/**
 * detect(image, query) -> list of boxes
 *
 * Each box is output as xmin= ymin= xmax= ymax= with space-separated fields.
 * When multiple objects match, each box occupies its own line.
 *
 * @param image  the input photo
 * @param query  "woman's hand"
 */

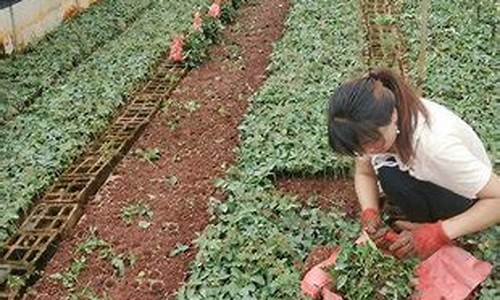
xmin=389 ymin=220 xmax=451 ymax=259
xmin=360 ymin=208 xmax=381 ymax=232
xmin=360 ymin=208 xmax=392 ymax=249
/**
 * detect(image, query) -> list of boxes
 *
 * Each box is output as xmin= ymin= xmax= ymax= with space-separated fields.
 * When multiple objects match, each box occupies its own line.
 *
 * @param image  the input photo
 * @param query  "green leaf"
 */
xmin=111 ymin=256 xmax=126 ymax=277
xmin=169 ymin=243 xmax=190 ymax=257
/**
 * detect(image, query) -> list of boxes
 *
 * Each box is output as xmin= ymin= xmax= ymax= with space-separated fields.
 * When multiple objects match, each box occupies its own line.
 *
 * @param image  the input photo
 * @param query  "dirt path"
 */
xmin=26 ymin=1 xmax=290 ymax=299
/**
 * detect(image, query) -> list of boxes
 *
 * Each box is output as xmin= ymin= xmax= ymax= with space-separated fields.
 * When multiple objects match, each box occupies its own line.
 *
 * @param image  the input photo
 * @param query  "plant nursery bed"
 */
xmin=24 ymin=0 xmax=290 ymax=299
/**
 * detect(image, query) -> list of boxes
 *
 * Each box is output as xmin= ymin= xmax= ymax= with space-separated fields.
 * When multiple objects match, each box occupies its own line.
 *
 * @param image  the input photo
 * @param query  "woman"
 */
xmin=327 ymin=68 xmax=500 ymax=259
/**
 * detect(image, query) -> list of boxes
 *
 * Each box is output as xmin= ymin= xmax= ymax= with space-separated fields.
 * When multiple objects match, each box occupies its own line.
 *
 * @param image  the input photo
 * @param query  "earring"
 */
xmin=396 ymin=127 xmax=400 ymax=135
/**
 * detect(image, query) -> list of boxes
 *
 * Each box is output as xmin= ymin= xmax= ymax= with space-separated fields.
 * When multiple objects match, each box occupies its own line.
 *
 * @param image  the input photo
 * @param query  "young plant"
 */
xmin=169 ymin=243 xmax=190 ymax=257
xmin=52 ymin=230 xmax=138 ymax=293
xmin=134 ymin=148 xmax=161 ymax=164
xmin=77 ymin=230 xmax=111 ymax=256
xmin=184 ymin=30 xmax=211 ymax=67
xmin=184 ymin=100 xmax=201 ymax=113
xmin=50 ymin=257 xmax=87 ymax=289
xmin=329 ymin=242 xmax=417 ymax=300
xmin=120 ymin=202 xmax=154 ymax=225
xmin=6 ymin=274 xmax=26 ymax=292
xmin=220 ymin=3 xmax=238 ymax=24
xmin=374 ymin=14 xmax=396 ymax=26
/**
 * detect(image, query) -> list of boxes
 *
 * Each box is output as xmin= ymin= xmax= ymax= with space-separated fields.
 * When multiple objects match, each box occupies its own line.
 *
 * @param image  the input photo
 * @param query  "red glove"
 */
xmin=413 ymin=221 xmax=450 ymax=258
xmin=389 ymin=221 xmax=451 ymax=259
xmin=360 ymin=208 xmax=381 ymax=233
xmin=360 ymin=208 xmax=392 ymax=249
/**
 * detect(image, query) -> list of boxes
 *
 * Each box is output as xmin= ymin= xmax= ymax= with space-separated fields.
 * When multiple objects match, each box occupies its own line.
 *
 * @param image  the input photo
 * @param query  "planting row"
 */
xmin=0 ymin=0 xmax=154 ymax=125
xmin=178 ymin=0 xmax=499 ymax=299
xmin=0 ymin=1 xmax=247 ymax=296
xmin=401 ymin=0 xmax=498 ymax=164
xmin=235 ymin=0 xmax=364 ymax=179
xmin=0 ymin=0 xmax=234 ymax=242
xmin=400 ymin=3 xmax=499 ymax=294
xmin=177 ymin=1 xmax=410 ymax=299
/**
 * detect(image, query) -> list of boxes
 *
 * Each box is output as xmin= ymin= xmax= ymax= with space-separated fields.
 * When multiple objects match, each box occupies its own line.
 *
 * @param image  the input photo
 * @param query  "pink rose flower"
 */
xmin=169 ymin=35 xmax=185 ymax=62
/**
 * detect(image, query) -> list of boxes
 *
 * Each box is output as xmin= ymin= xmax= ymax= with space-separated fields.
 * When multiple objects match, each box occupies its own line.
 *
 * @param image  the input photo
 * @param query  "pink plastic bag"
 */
xmin=301 ymin=248 xmax=344 ymax=300
xmin=414 ymin=245 xmax=492 ymax=300
xmin=302 ymin=238 xmax=492 ymax=300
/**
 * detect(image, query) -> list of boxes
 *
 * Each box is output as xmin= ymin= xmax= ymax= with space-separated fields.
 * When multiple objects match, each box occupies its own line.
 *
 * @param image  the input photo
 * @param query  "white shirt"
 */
xmin=370 ymin=99 xmax=492 ymax=199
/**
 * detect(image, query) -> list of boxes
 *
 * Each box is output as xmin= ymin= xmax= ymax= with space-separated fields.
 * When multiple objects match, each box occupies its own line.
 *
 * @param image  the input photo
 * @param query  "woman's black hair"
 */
xmin=327 ymin=67 xmax=428 ymax=164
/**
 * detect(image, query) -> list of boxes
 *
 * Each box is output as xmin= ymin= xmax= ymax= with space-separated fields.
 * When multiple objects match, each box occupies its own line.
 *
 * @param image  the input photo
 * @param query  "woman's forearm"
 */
xmin=443 ymin=197 xmax=500 ymax=239
xmin=443 ymin=174 xmax=500 ymax=239
xmin=354 ymin=172 xmax=380 ymax=211
xmin=354 ymin=158 xmax=381 ymax=211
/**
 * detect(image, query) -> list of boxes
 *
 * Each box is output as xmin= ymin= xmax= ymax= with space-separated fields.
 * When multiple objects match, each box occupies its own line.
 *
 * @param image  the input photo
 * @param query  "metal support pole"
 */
xmin=8 ymin=5 xmax=17 ymax=50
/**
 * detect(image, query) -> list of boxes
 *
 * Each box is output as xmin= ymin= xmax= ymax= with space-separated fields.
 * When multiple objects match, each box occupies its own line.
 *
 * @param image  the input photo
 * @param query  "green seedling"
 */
xmin=6 ymin=274 xmax=26 ymax=292
xmin=52 ymin=230 xmax=111 ymax=289
xmin=169 ymin=243 xmax=190 ymax=257
xmin=375 ymin=14 xmax=396 ymax=26
xmin=160 ymin=99 xmax=175 ymax=113
xmin=50 ymin=256 xmax=87 ymax=289
xmin=134 ymin=148 xmax=161 ymax=164
xmin=329 ymin=242 xmax=416 ymax=300
xmin=226 ymin=42 xmax=242 ymax=60
xmin=161 ymin=99 xmax=184 ymax=114
xmin=127 ymin=253 xmax=139 ymax=267
xmin=184 ymin=100 xmax=201 ymax=113
xmin=105 ymin=252 xmax=136 ymax=278
xmin=167 ymin=115 xmax=182 ymax=131
xmin=59 ymin=230 xmax=138 ymax=290
xmin=184 ymin=31 xmax=210 ymax=68
xmin=220 ymin=4 xmax=238 ymax=23
xmin=77 ymin=232 xmax=110 ymax=255
xmin=111 ymin=255 xmax=126 ymax=277
xmin=121 ymin=202 xmax=154 ymax=225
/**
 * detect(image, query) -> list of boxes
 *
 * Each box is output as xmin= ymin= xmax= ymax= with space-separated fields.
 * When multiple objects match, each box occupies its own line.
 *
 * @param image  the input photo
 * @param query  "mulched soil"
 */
xmin=276 ymin=177 xmax=359 ymax=218
xmin=26 ymin=1 xmax=290 ymax=299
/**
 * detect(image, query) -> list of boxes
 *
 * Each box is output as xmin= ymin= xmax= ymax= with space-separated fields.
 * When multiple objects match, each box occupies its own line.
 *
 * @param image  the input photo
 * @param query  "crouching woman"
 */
xmin=326 ymin=67 xmax=500 ymax=259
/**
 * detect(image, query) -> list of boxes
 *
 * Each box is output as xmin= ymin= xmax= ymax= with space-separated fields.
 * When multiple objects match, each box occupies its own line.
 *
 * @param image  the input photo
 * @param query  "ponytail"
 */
xmin=328 ymin=67 xmax=429 ymax=164
xmin=368 ymin=68 xmax=429 ymax=163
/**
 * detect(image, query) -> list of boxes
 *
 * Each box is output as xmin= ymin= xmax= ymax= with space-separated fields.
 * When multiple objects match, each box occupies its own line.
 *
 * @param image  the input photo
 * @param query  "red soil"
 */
xmin=277 ymin=177 xmax=359 ymax=218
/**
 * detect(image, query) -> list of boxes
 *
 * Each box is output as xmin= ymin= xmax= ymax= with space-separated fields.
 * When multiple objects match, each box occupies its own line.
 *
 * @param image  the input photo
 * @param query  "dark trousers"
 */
xmin=377 ymin=166 xmax=475 ymax=223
